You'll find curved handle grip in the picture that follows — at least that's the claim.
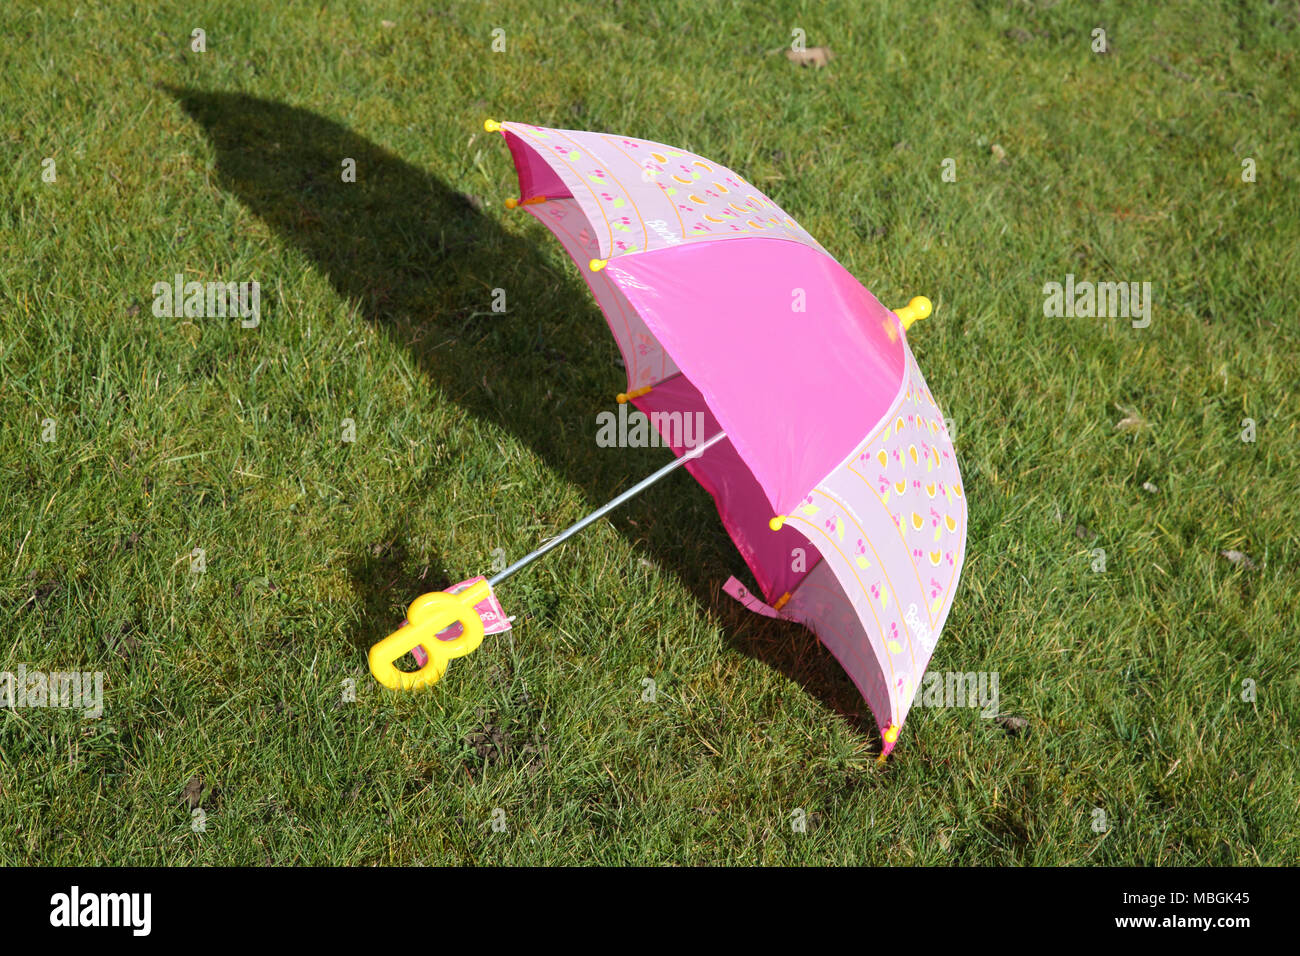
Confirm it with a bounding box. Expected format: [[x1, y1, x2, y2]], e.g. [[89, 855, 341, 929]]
[[368, 580, 492, 691]]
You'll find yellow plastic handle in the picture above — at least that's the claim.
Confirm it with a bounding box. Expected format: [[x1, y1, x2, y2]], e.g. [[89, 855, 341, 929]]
[[368, 580, 492, 691]]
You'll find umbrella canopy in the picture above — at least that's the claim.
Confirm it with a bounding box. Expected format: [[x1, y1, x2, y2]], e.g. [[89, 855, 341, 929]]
[[490, 120, 968, 754]]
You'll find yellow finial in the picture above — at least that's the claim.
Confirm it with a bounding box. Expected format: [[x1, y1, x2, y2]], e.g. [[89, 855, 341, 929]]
[[504, 197, 518, 209], [877, 723, 901, 764], [589, 258, 607, 272], [769, 516, 786, 531], [484, 119, 502, 133], [893, 296, 933, 331], [616, 384, 653, 404]]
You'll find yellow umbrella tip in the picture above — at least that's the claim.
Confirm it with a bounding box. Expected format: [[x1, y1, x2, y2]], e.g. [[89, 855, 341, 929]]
[[895, 296, 933, 331]]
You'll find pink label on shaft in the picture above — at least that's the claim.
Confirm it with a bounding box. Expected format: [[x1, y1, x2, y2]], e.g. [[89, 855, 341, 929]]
[[453, 576, 512, 635], [408, 576, 511, 668]]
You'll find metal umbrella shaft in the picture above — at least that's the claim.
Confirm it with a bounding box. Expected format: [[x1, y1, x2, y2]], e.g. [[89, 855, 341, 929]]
[[488, 430, 728, 588]]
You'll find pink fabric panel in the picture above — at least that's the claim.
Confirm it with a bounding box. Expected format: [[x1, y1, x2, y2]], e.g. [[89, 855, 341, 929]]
[[789, 352, 968, 731], [781, 560, 894, 740], [504, 131, 570, 201], [607, 238, 906, 517], [633, 374, 821, 603], [522, 198, 679, 389], [497, 122, 826, 262]]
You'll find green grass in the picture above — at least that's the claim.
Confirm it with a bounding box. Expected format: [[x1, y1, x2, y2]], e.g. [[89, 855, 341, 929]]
[[1, 0, 1298, 865]]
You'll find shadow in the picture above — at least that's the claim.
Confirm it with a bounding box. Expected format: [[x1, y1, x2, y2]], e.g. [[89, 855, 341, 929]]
[[165, 88, 875, 735]]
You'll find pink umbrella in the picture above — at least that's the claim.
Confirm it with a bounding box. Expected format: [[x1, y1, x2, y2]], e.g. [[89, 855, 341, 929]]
[[368, 120, 968, 759]]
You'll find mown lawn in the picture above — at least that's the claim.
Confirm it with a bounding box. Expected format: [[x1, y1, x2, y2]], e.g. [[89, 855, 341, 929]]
[[1, 0, 1297, 864]]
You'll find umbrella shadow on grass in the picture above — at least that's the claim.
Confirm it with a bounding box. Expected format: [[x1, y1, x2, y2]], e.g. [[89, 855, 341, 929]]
[[166, 88, 876, 737]]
